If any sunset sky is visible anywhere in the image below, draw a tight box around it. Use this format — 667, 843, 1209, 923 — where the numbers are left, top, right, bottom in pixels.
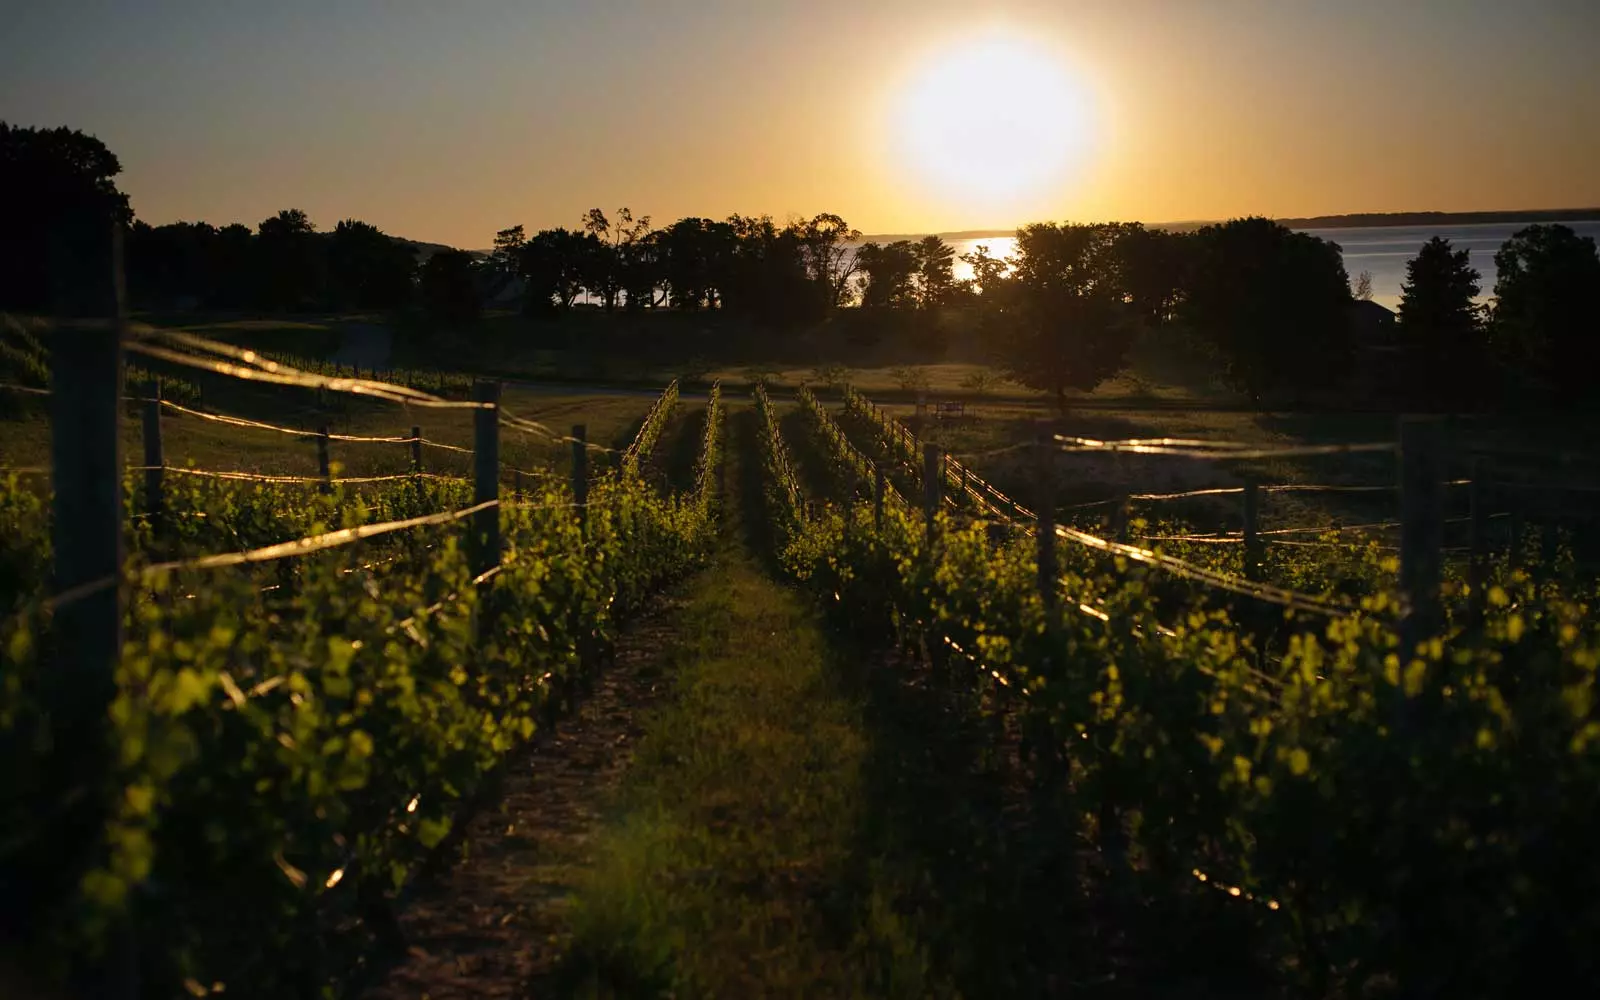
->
4, 0, 1597, 248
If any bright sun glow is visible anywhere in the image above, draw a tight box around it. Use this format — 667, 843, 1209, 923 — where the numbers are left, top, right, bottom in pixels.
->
891, 31, 1097, 215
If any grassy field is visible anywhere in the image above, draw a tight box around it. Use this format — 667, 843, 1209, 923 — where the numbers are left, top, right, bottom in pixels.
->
122, 307, 1247, 407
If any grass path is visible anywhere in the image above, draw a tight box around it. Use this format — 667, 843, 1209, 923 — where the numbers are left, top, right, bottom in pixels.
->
545, 407, 938, 997
369, 406, 1101, 998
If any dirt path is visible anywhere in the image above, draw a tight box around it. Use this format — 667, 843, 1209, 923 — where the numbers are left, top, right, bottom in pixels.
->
361, 589, 693, 999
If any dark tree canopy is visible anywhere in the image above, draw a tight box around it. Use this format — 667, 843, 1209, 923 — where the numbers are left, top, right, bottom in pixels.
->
0, 123, 135, 310
722, 215, 820, 326
1114, 224, 1189, 326
988, 222, 1132, 408
1398, 237, 1483, 407
1181, 217, 1353, 403
913, 235, 958, 307
855, 241, 920, 308
516, 228, 601, 314
327, 220, 416, 310
960, 243, 1010, 298
418, 249, 480, 324
1491, 224, 1600, 404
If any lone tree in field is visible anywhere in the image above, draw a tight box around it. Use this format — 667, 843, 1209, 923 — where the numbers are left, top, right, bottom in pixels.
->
0, 122, 134, 311
1491, 223, 1600, 404
1398, 237, 1484, 407
988, 222, 1131, 410
1181, 217, 1353, 405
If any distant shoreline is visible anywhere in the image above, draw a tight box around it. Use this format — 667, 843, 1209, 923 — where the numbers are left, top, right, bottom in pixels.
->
860, 208, 1600, 243
1275, 208, 1600, 229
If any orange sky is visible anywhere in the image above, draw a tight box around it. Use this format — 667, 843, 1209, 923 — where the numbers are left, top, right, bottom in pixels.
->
4, 0, 1597, 246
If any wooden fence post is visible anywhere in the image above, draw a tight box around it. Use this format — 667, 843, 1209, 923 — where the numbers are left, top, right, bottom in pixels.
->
922, 442, 941, 543
142, 388, 164, 536
1399, 419, 1444, 654
49, 220, 136, 1000
571, 424, 589, 538
1242, 477, 1261, 581
1036, 434, 1057, 612
410, 424, 423, 474
1468, 458, 1487, 622
317, 425, 332, 494
471, 380, 501, 579
513, 468, 524, 500
48, 220, 126, 700
873, 464, 886, 531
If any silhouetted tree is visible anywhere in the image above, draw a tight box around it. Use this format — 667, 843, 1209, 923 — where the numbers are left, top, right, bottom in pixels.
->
913, 235, 958, 307
581, 208, 653, 311
620, 229, 664, 312
723, 215, 819, 325
1182, 217, 1352, 404
856, 241, 920, 308
126, 220, 220, 308
1397, 237, 1483, 408
1492, 224, 1600, 404
211, 223, 257, 307
987, 223, 1132, 409
256, 209, 324, 310
656, 218, 736, 310
0, 123, 134, 311
418, 250, 480, 324
490, 225, 526, 275
1116, 225, 1188, 325
517, 228, 597, 313
796, 213, 862, 309
960, 244, 1010, 297
327, 219, 415, 309
1353, 270, 1374, 302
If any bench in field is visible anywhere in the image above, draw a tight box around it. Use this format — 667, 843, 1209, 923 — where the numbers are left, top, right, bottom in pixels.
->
934, 400, 965, 419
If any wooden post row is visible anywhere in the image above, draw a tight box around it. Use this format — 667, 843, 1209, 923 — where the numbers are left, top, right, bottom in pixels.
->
922, 442, 941, 541
142, 389, 164, 536
48, 221, 125, 715
1242, 477, 1261, 581
1036, 435, 1057, 612
472, 381, 501, 578
317, 425, 332, 495
571, 423, 589, 538
873, 464, 886, 530
49, 222, 137, 999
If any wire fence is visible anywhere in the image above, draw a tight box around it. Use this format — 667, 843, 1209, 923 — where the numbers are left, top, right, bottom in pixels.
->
22, 326, 677, 627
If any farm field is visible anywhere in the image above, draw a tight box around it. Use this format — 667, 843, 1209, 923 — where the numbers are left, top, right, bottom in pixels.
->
4, 330, 1600, 997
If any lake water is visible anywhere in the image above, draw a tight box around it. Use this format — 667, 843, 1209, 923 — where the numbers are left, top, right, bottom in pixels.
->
934, 220, 1600, 311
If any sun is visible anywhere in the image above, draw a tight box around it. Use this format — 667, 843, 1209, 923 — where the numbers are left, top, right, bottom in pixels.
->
890, 31, 1097, 214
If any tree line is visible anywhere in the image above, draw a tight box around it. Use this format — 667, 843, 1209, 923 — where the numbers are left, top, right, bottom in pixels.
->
935, 217, 1598, 410
4, 122, 1597, 410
